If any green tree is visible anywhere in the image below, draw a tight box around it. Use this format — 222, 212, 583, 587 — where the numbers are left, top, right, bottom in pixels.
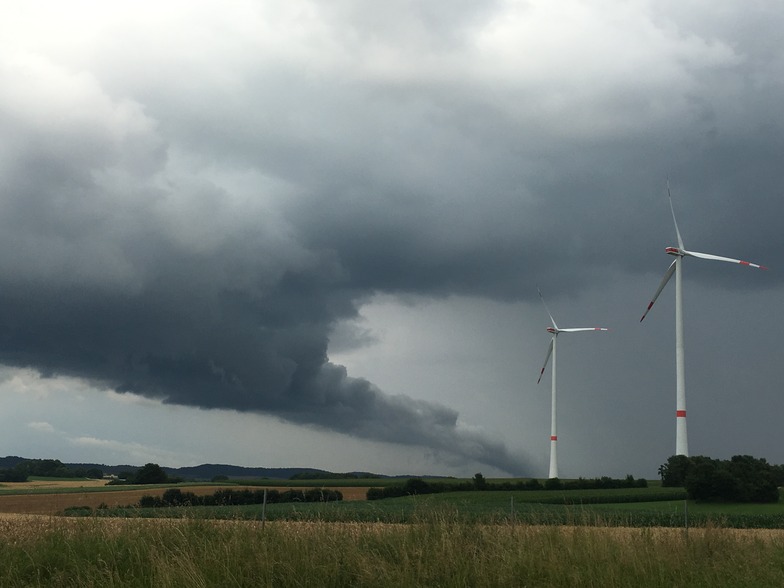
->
772, 464, 784, 487
675, 454, 779, 503
134, 463, 168, 485
727, 455, 779, 503
659, 455, 693, 487
0, 468, 27, 482
403, 478, 432, 495
162, 488, 198, 506
684, 458, 730, 501
524, 478, 543, 490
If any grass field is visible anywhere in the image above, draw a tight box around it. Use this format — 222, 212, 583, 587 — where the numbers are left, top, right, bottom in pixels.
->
1, 480, 783, 586
0, 515, 783, 587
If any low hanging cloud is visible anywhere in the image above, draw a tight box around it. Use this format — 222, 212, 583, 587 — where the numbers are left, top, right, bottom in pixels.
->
1, 2, 783, 475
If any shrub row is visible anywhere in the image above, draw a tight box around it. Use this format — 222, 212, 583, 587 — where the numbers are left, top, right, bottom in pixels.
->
138, 487, 343, 508
367, 475, 647, 500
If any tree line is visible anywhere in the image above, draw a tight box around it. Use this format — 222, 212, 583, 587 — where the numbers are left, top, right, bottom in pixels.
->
659, 454, 782, 503
0, 459, 103, 482
138, 487, 343, 508
367, 473, 647, 500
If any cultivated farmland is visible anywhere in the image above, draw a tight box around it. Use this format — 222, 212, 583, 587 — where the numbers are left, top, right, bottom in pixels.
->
1, 480, 783, 586
0, 480, 369, 515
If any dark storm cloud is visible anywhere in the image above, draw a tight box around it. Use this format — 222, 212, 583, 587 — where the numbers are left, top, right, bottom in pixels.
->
1, 1, 783, 474
0, 44, 532, 472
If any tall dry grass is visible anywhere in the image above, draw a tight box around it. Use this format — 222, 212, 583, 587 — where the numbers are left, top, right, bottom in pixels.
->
0, 514, 782, 586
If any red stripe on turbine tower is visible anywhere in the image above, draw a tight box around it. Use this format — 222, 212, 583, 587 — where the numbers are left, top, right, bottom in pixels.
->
550, 435, 558, 441
676, 410, 686, 417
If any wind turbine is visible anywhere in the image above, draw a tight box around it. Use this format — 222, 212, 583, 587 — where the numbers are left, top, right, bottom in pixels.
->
537, 289, 608, 479
640, 183, 767, 457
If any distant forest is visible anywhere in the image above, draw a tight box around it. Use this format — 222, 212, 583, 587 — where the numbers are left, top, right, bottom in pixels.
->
0, 457, 103, 482
0, 455, 386, 483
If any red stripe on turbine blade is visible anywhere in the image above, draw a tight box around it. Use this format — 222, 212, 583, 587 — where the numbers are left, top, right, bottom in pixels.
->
550, 436, 557, 441
739, 261, 767, 270
676, 410, 686, 417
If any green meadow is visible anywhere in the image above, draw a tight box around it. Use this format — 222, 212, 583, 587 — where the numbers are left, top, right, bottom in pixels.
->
1, 481, 783, 586
2, 510, 784, 587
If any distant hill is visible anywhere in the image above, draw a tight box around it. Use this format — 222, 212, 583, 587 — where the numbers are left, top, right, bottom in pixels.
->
0, 456, 385, 481
163, 464, 334, 481
64, 461, 336, 480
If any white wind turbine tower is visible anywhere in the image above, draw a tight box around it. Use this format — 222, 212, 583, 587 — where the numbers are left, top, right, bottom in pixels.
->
640, 183, 767, 457
537, 289, 608, 479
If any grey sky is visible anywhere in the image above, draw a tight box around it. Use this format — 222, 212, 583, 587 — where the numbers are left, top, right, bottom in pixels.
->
0, 1, 781, 478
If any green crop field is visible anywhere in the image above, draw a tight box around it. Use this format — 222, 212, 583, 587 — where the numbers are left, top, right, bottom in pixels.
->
3, 483, 783, 586
74, 486, 784, 529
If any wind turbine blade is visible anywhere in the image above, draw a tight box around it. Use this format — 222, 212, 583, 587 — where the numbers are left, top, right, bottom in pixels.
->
640, 259, 677, 322
682, 249, 768, 270
667, 180, 685, 251
537, 337, 554, 384
558, 327, 610, 332
538, 288, 558, 331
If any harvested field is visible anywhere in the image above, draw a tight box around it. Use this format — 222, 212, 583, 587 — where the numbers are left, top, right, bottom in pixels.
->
0, 482, 370, 515
0, 479, 111, 490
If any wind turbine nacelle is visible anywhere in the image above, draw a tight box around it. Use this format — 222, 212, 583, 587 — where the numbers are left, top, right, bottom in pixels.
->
546, 327, 557, 334
665, 247, 682, 256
